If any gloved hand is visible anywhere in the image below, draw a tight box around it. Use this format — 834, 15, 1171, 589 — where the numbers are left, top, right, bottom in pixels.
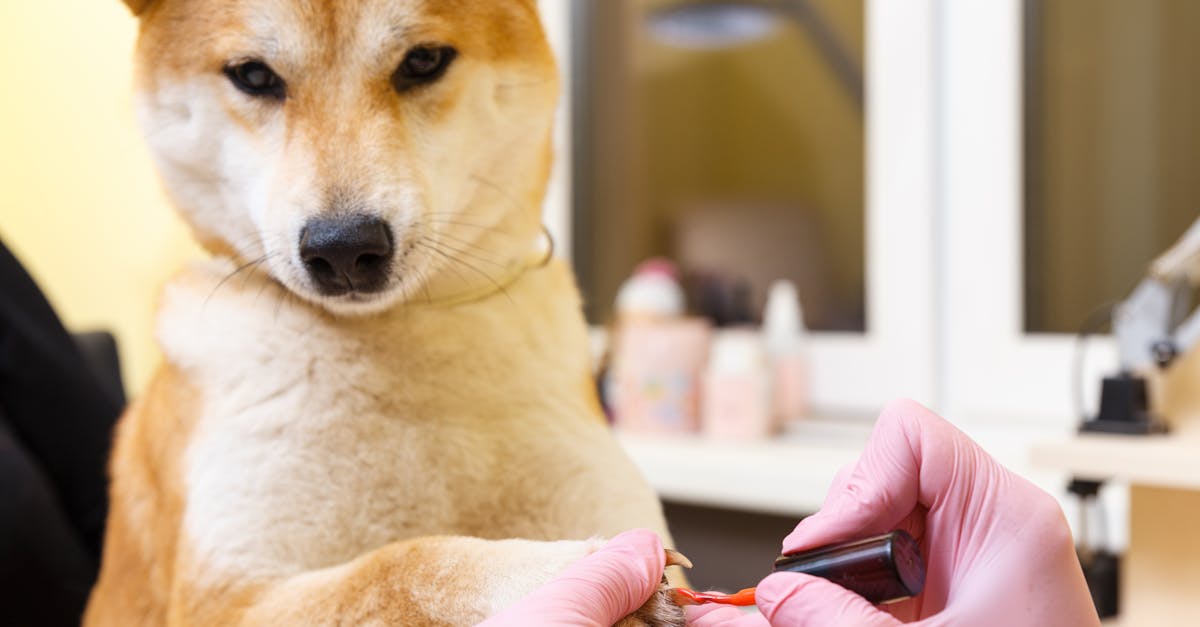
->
690, 399, 1100, 627
481, 529, 666, 627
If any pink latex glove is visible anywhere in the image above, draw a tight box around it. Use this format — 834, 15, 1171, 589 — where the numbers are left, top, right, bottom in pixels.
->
481, 529, 665, 627
690, 399, 1099, 627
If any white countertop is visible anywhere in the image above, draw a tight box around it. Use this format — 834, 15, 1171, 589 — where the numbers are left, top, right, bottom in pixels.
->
618, 415, 1083, 518
616, 416, 873, 517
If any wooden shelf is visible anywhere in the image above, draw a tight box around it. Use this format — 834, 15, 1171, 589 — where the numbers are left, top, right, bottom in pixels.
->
1032, 432, 1200, 491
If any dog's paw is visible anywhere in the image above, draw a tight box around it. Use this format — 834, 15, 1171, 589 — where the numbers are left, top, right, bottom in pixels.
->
615, 583, 686, 627
614, 549, 692, 627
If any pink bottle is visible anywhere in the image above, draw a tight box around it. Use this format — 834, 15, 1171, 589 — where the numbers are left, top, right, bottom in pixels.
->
702, 330, 773, 440
609, 259, 713, 434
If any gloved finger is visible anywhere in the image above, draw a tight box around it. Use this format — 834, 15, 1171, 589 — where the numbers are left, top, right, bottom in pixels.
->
756, 572, 903, 627
486, 529, 665, 626
685, 605, 769, 627
893, 504, 927, 549
563, 529, 666, 621
783, 399, 970, 554
823, 462, 856, 508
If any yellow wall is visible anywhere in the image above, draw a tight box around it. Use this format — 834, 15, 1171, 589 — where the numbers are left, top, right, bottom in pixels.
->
0, 1, 202, 395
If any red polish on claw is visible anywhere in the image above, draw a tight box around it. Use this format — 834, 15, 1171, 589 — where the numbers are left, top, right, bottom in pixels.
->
671, 587, 757, 607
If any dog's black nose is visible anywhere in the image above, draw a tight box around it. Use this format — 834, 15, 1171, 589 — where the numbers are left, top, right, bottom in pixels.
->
300, 215, 394, 295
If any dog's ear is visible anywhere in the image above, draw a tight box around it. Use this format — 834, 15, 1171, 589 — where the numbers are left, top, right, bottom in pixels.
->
122, 0, 155, 16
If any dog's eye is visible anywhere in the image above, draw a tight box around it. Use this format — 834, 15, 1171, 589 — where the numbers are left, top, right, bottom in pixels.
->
224, 61, 286, 100
392, 45, 458, 93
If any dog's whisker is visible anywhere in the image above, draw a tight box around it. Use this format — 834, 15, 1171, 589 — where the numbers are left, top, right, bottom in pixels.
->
420, 212, 513, 230
414, 240, 515, 307
223, 230, 291, 264
421, 247, 502, 300
418, 266, 434, 306
254, 278, 273, 306
249, 256, 283, 304
241, 253, 278, 288
422, 236, 507, 269
414, 241, 474, 292
468, 173, 526, 213
274, 284, 292, 322
205, 254, 271, 308
433, 230, 503, 257
397, 262, 435, 309
416, 219, 520, 243
418, 220, 514, 238
423, 208, 511, 224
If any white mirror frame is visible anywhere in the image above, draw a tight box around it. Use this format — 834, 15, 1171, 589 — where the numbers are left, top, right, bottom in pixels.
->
542, 0, 940, 414
806, 0, 940, 412
940, 0, 1116, 426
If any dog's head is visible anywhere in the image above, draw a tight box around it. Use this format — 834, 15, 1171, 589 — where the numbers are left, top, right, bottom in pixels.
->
125, 0, 558, 314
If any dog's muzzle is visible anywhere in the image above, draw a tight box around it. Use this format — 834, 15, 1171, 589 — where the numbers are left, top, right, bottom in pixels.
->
299, 214, 395, 296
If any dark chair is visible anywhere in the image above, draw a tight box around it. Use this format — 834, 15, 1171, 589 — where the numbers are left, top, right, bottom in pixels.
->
0, 238, 125, 627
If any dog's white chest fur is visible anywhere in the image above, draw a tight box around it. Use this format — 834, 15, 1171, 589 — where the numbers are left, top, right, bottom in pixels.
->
158, 260, 648, 580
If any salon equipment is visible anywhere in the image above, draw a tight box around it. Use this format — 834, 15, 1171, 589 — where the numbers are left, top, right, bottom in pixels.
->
672, 530, 926, 607
1065, 218, 1200, 616
1080, 216, 1200, 434
1068, 480, 1120, 619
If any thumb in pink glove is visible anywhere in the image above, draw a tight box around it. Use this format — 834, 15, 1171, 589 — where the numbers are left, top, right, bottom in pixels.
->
759, 399, 1099, 626
480, 529, 666, 627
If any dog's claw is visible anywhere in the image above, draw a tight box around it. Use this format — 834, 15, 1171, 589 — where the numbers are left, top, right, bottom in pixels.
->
670, 587, 758, 608
664, 548, 693, 569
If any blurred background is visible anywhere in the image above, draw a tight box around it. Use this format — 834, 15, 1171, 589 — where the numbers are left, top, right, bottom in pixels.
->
3, 0, 1199, 623
571, 0, 865, 331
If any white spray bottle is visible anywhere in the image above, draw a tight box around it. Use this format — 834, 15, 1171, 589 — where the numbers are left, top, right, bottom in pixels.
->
763, 280, 809, 425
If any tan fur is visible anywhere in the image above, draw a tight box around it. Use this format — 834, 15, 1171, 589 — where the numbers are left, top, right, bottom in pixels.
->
90, 1, 682, 625
122, 0, 156, 15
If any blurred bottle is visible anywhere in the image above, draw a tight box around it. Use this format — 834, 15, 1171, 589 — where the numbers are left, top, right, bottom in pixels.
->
609, 259, 712, 434
702, 329, 773, 440
615, 258, 686, 319
764, 280, 809, 425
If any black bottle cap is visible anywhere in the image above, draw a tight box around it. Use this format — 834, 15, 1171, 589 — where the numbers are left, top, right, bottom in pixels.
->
772, 530, 926, 605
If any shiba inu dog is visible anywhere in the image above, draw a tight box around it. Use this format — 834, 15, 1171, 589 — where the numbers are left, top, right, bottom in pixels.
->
84, 1, 684, 624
